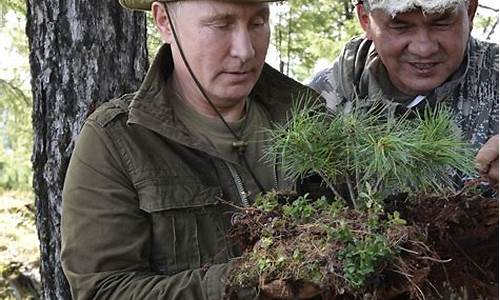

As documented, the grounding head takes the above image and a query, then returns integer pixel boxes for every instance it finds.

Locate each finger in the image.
[487,159,499,190]
[475,135,499,173]
[485,216,498,227]
[483,200,499,210]
[297,282,322,299]
[482,200,499,227]
[484,210,498,227]
[260,280,291,299]
[259,280,322,300]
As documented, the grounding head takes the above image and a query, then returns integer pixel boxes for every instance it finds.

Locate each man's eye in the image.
[251,17,266,28]
[433,22,452,27]
[211,21,231,29]
[390,24,410,30]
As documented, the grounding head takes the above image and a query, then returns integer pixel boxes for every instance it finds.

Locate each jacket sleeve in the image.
[307,60,344,112]
[61,120,232,300]
[308,37,370,114]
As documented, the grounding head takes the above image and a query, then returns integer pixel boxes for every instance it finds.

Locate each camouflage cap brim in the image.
[360,0,468,16]
[120,0,284,11]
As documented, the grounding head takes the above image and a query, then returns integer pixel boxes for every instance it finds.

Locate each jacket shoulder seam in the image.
[88,93,135,128]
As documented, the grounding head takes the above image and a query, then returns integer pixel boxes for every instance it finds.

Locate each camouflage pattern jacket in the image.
[309,36,499,151]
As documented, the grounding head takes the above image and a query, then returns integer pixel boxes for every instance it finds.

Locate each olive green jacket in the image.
[61,45,312,300]
[309,36,499,151]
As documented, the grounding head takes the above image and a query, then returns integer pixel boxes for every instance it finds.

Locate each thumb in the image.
[475,135,499,173]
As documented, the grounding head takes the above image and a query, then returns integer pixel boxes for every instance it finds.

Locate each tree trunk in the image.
[26,1,148,298]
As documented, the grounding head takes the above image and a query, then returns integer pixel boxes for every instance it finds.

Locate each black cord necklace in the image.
[164,3,266,194]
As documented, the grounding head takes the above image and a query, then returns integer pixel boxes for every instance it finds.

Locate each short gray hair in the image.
[358,0,469,16]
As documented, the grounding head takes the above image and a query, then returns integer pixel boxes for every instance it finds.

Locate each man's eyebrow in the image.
[201,6,270,23]
[418,6,459,21]
[202,12,235,23]
[390,16,409,24]
[429,9,458,21]
[253,6,270,18]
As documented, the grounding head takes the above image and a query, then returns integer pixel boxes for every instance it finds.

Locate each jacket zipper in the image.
[226,162,250,207]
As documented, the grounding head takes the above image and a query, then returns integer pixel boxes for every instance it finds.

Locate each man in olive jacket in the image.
[61,0,316,299]
[310,0,498,188]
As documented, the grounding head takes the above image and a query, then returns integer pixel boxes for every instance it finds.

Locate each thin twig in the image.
[441,263,451,287]
[417,256,452,263]
[355,166,360,194]
[479,4,499,13]
[409,239,433,253]
[425,279,443,299]
[450,179,479,197]
[390,268,414,278]
[391,233,409,247]
[318,171,345,202]
[392,257,427,300]
[0,78,30,106]
[374,175,385,194]
[397,245,420,255]
[216,196,248,211]
[345,176,357,209]
[400,269,426,300]
[487,19,498,41]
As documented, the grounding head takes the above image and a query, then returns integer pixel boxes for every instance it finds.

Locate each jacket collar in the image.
[127,44,308,152]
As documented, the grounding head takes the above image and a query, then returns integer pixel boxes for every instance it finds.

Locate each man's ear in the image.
[466,0,478,31]
[356,4,372,40]
[152,2,174,44]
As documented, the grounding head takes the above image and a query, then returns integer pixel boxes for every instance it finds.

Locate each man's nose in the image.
[230,28,255,62]
[407,29,439,58]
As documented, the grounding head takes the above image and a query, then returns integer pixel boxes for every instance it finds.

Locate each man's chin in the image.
[219,86,255,100]
[400,78,446,96]
[220,94,251,103]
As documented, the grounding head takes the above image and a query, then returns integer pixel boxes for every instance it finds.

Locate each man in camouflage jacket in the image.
[61,0,317,299]
[310,0,498,188]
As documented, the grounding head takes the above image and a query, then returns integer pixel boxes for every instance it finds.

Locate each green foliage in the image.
[271,2,498,81]
[135,2,498,84]
[282,195,315,222]
[387,211,406,226]
[254,192,280,212]
[146,13,163,62]
[473,13,499,40]
[338,234,392,288]
[272,1,362,81]
[0,3,32,191]
[266,100,335,183]
[0,88,32,190]
[268,99,476,208]
[229,194,407,291]
[0,0,25,29]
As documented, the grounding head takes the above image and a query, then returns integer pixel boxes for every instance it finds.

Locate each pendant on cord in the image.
[232,140,248,155]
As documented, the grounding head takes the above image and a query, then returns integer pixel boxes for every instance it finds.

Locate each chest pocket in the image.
[137,178,237,275]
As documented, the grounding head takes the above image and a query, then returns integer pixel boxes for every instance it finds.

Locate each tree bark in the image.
[26,1,148,298]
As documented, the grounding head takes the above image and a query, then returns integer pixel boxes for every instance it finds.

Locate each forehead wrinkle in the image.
[198,3,269,23]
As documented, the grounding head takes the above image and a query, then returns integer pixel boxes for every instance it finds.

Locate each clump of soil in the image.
[391,182,498,299]
[224,182,498,299]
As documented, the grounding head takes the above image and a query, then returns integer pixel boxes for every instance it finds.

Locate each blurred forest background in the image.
[0,0,498,298]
